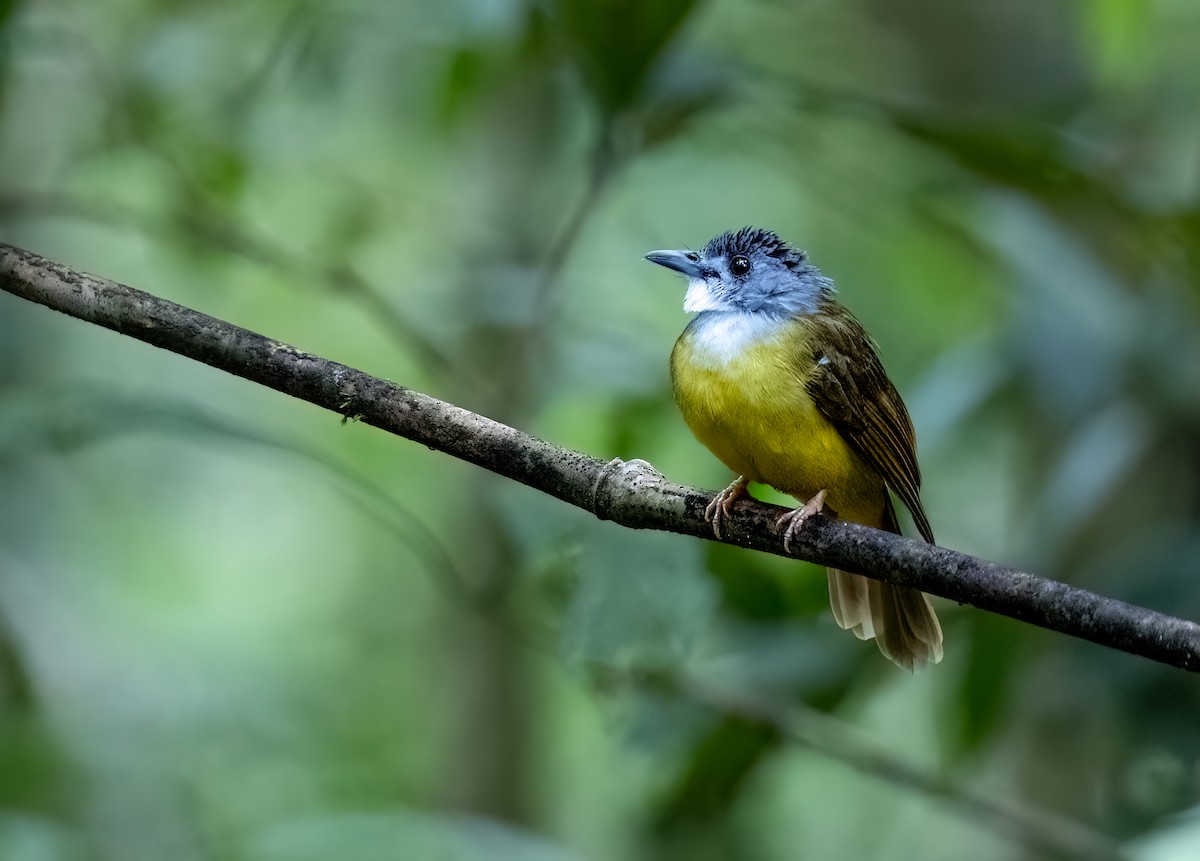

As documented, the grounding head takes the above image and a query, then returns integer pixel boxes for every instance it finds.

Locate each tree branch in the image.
[3,242,1199,672]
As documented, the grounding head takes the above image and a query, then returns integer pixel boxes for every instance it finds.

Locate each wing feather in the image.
[802,306,934,543]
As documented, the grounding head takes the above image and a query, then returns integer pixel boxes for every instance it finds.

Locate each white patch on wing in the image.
[687,311,787,367]
[682,278,725,312]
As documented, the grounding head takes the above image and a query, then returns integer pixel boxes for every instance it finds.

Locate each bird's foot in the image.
[705,476,749,540]
[777,489,827,554]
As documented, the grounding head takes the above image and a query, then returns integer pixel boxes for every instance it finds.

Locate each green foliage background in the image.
[1,1,1199,859]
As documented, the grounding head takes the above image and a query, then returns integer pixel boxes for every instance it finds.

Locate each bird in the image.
[645,227,943,670]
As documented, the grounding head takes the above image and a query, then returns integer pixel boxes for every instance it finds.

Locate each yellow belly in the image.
[670,318,887,526]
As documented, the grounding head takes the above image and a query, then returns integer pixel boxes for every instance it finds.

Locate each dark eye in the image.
[729,255,751,276]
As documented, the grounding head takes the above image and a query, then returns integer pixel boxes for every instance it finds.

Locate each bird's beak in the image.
[645,249,703,279]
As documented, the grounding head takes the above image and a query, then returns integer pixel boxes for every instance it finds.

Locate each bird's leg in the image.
[777,489,827,553]
[705,475,749,540]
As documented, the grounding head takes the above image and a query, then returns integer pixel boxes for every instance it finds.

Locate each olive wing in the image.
[803,311,935,544]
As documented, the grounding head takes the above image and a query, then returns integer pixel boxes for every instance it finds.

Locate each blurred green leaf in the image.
[1082,0,1152,83]
[0,814,84,861]
[951,613,1022,755]
[249,812,582,861]
[893,114,1118,208]
[285,5,357,96]
[551,0,701,117]
[561,528,714,668]
[435,45,491,126]
[654,715,780,833]
[705,542,825,623]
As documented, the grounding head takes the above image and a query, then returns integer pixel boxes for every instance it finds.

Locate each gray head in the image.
[645,227,833,316]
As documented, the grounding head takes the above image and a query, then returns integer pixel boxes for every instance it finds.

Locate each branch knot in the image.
[591,457,664,522]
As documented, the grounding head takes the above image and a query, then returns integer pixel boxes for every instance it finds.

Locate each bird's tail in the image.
[827,570,943,671]
[826,497,943,672]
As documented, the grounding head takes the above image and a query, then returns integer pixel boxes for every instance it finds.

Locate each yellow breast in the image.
[670,312,885,525]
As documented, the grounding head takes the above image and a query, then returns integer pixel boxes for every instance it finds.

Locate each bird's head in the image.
[645,227,833,316]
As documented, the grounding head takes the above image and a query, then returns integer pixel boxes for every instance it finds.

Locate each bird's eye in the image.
[729,255,751,276]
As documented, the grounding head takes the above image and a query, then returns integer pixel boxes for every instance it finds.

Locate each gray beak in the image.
[645,249,703,278]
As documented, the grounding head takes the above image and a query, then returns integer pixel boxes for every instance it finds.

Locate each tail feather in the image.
[828,568,943,672]
[827,568,873,640]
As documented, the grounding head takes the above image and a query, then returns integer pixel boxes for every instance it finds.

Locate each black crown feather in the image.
[701,227,809,270]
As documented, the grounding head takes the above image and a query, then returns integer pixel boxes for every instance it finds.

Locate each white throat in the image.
[685,311,786,368]
[683,278,725,313]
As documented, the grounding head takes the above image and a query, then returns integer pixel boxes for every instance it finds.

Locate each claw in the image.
[777,489,827,553]
[705,476,749,540]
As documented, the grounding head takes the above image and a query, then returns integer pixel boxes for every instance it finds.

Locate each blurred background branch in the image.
[658,671,1129,861]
